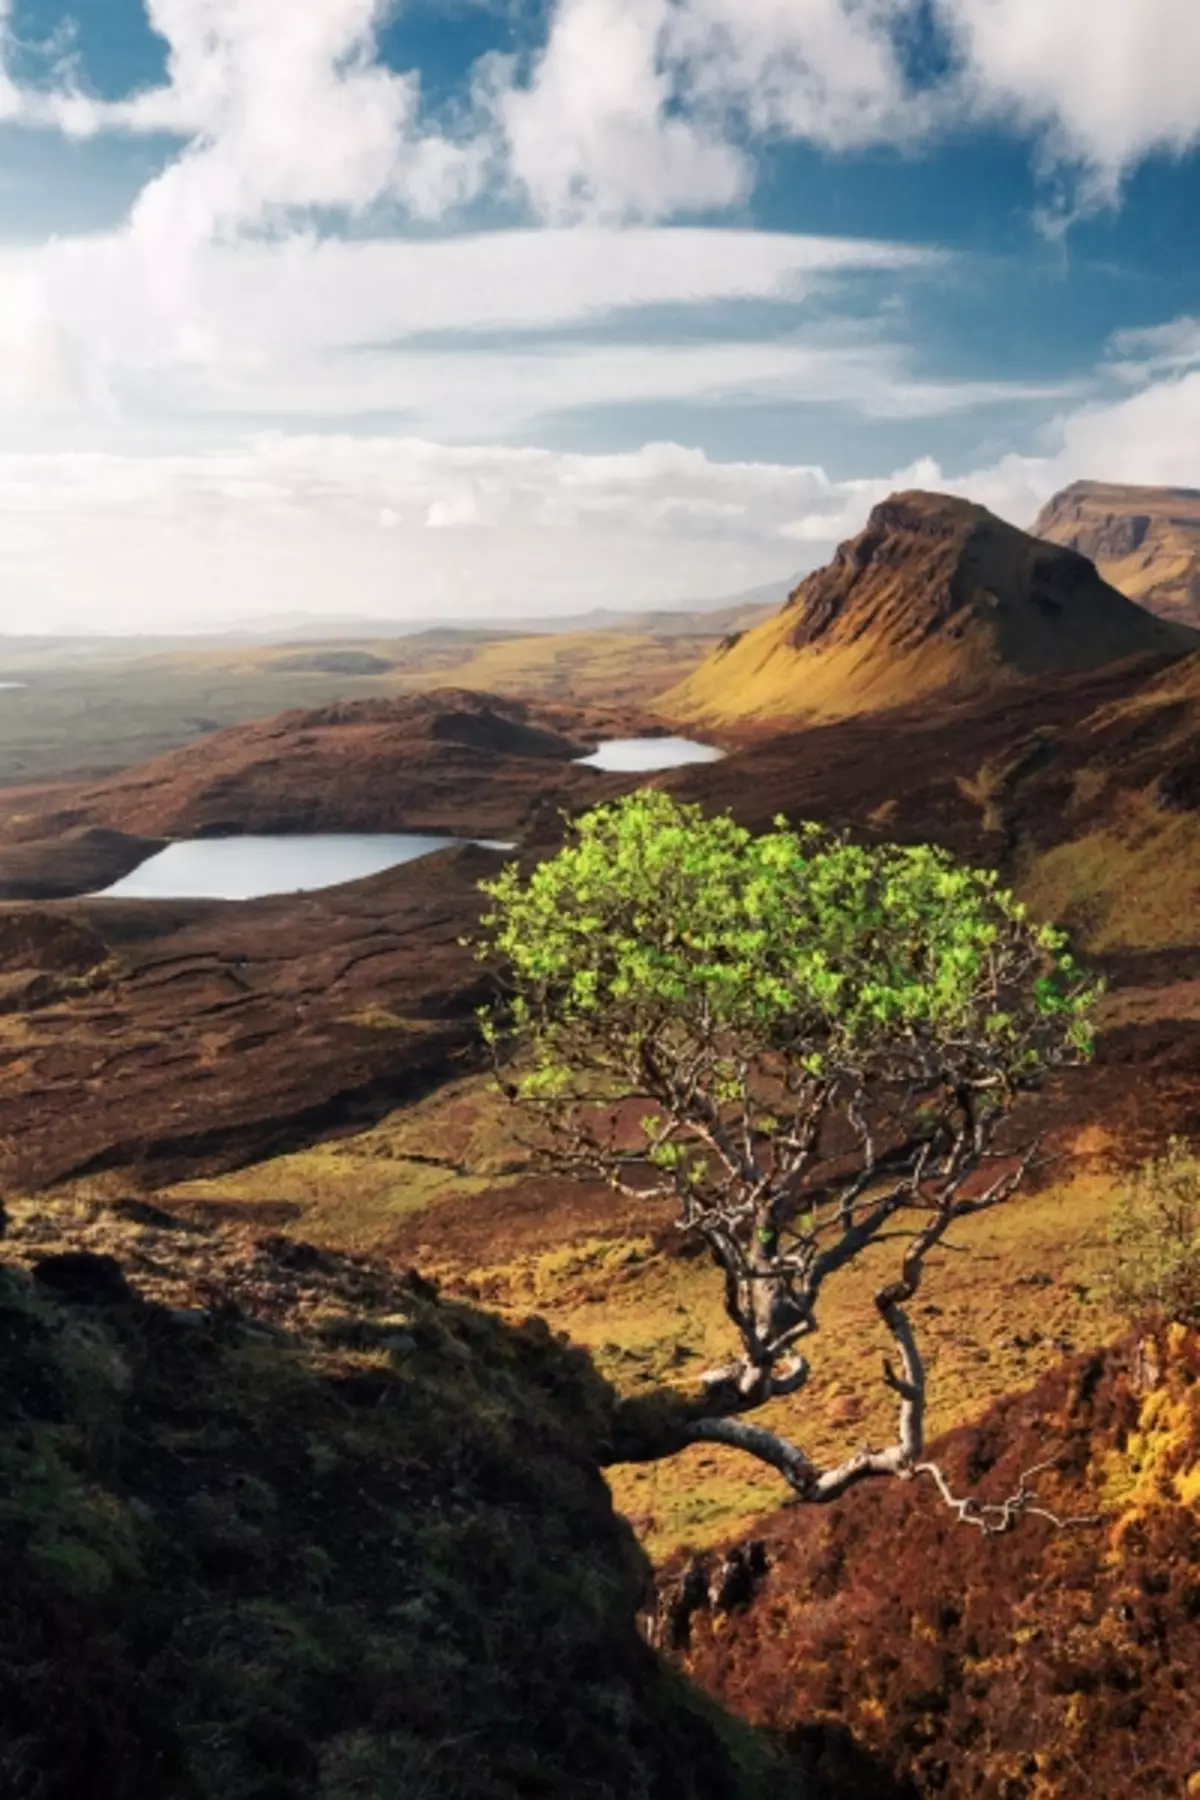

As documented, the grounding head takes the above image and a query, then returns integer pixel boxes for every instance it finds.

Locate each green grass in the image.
[1021,802,1200,950]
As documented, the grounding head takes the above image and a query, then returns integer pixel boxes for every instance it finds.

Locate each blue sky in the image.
[0,0,1197,630]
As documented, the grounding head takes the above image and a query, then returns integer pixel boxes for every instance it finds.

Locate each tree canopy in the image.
[476,791,1099,1523]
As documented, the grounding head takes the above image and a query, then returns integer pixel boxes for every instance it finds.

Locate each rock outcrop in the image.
[0,1197,782,1800]
[1033,480,1200,628]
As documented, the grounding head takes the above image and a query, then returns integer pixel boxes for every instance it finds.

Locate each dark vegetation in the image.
[0,1199,792,1800]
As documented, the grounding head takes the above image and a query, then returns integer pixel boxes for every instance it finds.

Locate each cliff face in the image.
[1033,481,1200,629]
[664,491,1196,727]
[0,1198,781,1800]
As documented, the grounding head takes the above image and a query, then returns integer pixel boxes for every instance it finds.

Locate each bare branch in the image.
[913,1457,1102,1535]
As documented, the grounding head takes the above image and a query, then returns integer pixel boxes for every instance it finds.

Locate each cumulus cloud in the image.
[935,0,1200,199]
[1,0,488,252]
[3,0,1196,240]
[484,0,1200,223]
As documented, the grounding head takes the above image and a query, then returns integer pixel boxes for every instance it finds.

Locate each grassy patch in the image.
[1021,800,1200,950]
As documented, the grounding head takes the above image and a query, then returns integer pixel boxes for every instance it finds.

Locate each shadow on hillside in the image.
[785,1722,921,1800]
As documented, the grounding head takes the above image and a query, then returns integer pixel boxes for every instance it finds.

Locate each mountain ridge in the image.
[663,489,1197,727]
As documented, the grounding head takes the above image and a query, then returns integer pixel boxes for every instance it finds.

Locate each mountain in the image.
[663,490,1197,727]
[1032,479,1200,628]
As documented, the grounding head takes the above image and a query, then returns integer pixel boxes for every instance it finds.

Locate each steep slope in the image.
[669,1328,1200,1800]
[668,650,1200,957]
[664,491,1196,727]
[0,1198,787,1800]
[1033,480,1200,628]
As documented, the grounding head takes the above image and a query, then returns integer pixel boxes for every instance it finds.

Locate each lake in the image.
[575,735,724,772]
[96,833,513,901]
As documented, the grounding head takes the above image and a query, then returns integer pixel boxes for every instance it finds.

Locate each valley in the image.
[4,485,1200,1800]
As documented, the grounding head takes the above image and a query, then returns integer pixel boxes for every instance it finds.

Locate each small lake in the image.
[96,833,513,902]
[575,735,724,772]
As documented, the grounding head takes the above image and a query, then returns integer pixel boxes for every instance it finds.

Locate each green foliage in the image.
[477,790,1097,1103]
[1108,1139,1200,1325]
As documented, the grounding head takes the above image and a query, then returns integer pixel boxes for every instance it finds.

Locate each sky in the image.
[0,0,1197,632]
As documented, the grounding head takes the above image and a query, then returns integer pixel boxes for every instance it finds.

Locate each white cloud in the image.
[483,0,751,221]
[0,435,827,630]
[1107,315,1200,382]
[935,0,1200,198]
[4,0,1196,246]
[485,0,1200,224]
[1,0,488,253]
[486,0,930,221]
[0,224,947,442]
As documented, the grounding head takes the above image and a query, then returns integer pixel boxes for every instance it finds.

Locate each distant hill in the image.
[664,489,1197,727]
[1032,479,1200,628]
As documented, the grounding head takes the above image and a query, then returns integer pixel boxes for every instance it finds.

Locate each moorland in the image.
[2,481,1199,1800]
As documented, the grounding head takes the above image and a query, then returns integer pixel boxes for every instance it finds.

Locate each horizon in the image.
[0,1,1197,632]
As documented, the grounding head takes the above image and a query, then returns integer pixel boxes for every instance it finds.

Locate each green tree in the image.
[476,792,1098,1527]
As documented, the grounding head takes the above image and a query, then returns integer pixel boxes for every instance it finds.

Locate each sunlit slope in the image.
[1033,479,1200,628]
[664,490,1197,727]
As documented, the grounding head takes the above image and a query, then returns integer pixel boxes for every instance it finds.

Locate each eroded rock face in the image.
[1033,481,1200,629]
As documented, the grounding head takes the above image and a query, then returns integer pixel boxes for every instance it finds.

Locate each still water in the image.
[575,736,724,772]
[96,833,513,901]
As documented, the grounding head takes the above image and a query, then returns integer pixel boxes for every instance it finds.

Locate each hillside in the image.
[1033,480,1200,628]
[0,623,737,788]
[0,689,640,897]
[0,1196,786,1800]
[669,649,1200,957]
[671,1327,1200,1800]
[664,491,1196,728]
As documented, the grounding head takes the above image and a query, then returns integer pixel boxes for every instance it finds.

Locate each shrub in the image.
[1108,1139,1200,1325]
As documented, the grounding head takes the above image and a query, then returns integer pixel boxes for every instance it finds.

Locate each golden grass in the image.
[1020,798,1200,950]
[164,1073,526,1250]
[662,603,988,727]
[454,1169,1123,1557]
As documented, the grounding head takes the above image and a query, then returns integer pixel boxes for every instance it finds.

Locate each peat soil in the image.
[0,845,510,1192]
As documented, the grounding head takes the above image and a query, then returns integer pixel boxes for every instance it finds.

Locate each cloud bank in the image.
[0,0,1194,629]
